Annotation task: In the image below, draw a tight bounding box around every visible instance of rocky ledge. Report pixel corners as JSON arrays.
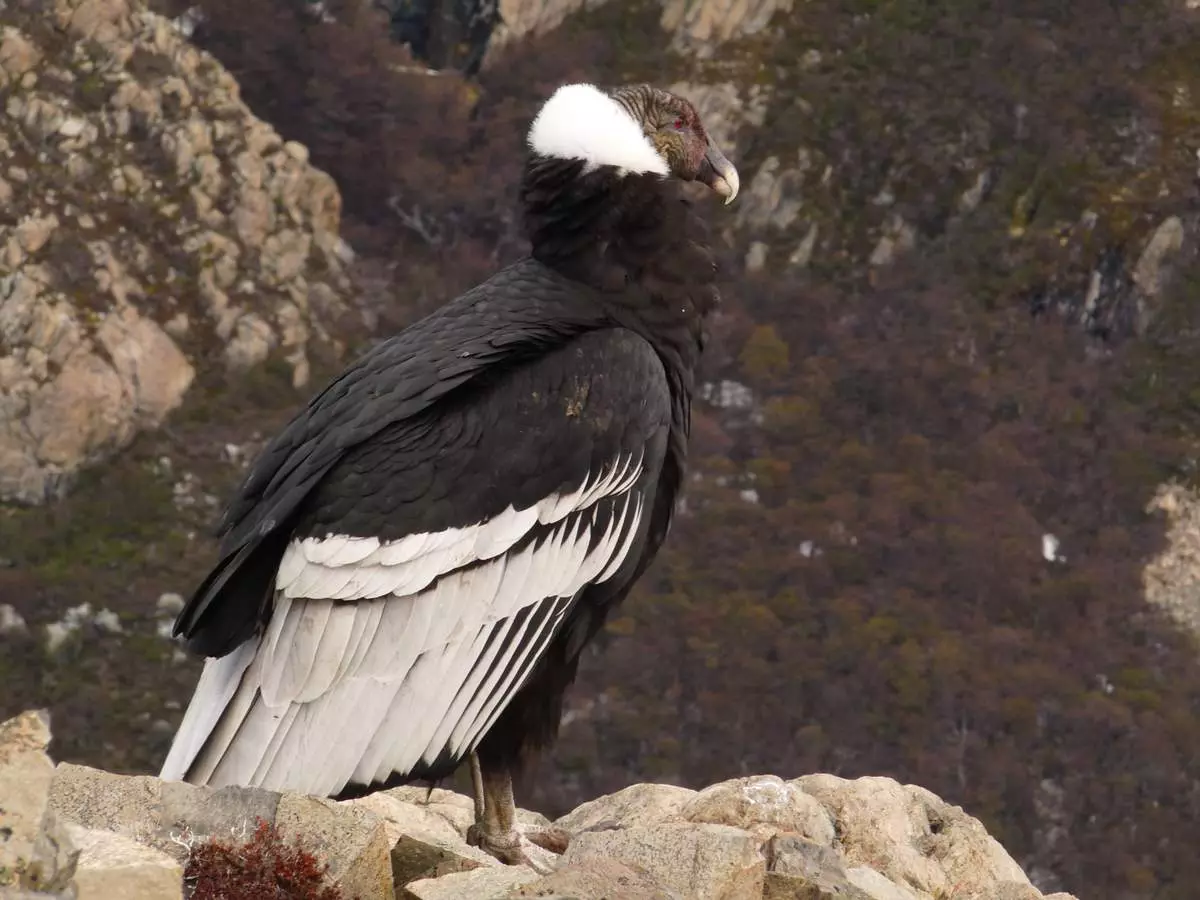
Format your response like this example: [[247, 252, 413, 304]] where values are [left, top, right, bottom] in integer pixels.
[[0, 710, 1079, 900]]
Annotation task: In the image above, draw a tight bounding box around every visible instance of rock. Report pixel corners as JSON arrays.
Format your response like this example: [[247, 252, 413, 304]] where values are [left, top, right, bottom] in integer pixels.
[[274, 794, 394, 900], [1133, 215, 1187, 333], [0, 603, 27, 635], [746, 241, 769, 273], [555, 782, 697, 834], [845, 865, 921, 900], [1144, 483, 1200, 638], [402, 863, 539, 900], [869, 215, 918, 268], [485, 0, 608, 62], [0, 711, 78, 894], [795, 774, 1035, 900], [65, 825, 183, 900], [682, 775, 837, 845], [48, 764, 392, 899], [381, 786, 552, 838], [0, 0, 353, 505], [563, 822, 765, 900], [763, 835, 874, 900], [342, 791, 499, 885], [510, 857, 679, 899], [736, 153, 808, 232], [10, 713, 1077, 900], [661, 0, 795, 54]]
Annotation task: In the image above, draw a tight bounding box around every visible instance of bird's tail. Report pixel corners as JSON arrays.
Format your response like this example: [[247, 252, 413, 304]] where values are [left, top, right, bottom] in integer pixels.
[[158, 639, 258, 783]]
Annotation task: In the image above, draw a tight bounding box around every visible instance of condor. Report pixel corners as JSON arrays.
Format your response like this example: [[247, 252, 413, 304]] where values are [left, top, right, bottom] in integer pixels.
[[160, 82, 739, 867]]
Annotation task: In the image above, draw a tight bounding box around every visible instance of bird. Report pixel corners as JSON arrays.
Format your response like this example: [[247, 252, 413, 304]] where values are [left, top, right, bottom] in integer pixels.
[[158, 81, 739, 868]]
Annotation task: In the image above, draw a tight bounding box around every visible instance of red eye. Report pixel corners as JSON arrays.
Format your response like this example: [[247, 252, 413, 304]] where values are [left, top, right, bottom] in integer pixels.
[[673, 117, 685, 130]]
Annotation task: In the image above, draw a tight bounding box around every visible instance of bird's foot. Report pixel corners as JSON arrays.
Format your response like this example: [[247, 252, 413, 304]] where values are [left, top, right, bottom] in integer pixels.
[[467, 823, 560, 874]]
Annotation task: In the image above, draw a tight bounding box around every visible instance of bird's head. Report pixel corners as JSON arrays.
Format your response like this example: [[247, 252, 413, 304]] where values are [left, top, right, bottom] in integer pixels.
[[527, 82, 740, 205]]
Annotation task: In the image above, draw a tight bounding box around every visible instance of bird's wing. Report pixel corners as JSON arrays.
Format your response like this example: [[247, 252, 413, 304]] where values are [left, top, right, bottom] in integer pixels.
[[174, 259, 611, 657], [160, 326, 672, 798]]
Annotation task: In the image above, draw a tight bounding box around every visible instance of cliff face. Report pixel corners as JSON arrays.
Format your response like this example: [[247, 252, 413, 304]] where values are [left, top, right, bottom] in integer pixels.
[[0, 0, 356, 505]]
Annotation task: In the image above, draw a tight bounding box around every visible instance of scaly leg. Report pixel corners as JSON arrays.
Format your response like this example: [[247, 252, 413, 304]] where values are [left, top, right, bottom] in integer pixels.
[[469, 751, 486, 824], [465, 756, 571, 871]]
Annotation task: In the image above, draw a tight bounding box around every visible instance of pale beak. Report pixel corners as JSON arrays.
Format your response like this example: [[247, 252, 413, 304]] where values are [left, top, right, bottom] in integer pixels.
[[697, 142, 740, 205]]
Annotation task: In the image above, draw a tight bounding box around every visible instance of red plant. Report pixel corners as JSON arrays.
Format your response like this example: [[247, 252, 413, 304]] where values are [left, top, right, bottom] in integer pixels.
[[183, 818, 350, 900]]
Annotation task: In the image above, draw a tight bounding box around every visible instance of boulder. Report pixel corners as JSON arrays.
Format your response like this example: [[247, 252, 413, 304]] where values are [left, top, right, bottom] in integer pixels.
[[65, 825, 182, 900], [0, 711, 78, 895], [682, 775, 836, 845], [794, 774, 1037, 900], [563, 822, 766, 900], [46, 762, 392, 899]]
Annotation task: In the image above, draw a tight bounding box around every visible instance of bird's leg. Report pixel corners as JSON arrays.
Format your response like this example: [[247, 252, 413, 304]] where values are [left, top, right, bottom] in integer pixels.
[[469, 751, 486, 824], [465, 759, 526, 865], [464, 757, 570, 872]]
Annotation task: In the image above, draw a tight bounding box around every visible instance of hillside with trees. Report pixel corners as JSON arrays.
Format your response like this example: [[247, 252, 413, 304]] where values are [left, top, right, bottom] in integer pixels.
[[2, 0, 1199, 897]]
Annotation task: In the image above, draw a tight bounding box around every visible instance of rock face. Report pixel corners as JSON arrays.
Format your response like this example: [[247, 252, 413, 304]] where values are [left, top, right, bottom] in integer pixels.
[[0, 0, 354, 505], [1, 710, 1079, 900], [1143, 482, 1200, 639]]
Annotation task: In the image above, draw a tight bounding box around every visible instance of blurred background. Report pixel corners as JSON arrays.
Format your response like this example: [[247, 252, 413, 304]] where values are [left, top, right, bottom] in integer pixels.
[[1, 0, 1199, 897]]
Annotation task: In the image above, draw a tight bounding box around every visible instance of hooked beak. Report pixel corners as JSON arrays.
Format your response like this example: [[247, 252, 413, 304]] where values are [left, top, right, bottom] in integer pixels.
[[696, 142, 739, 205]]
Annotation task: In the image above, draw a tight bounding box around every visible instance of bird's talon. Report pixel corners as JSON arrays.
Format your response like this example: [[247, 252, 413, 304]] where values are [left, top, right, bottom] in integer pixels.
[[468, 826, 557, 872]]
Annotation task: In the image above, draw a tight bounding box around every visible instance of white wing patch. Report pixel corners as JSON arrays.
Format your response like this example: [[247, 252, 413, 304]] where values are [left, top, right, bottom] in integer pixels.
[[160, 455, 647, 797]]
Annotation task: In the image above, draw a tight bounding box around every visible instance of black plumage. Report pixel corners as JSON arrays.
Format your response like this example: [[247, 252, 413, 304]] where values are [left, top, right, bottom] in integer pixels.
[[161, 81, 738, 865]]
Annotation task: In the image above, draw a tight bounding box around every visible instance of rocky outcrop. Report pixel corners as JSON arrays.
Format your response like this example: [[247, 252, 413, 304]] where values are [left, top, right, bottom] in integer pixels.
[[1144, 482, 1200, 639], [0, 0, 355, 505], [1, 710, 1080, 900]]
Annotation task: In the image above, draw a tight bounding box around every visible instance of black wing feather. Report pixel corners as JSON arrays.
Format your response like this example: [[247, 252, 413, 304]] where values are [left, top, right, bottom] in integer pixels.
[[174, 259, 633, 656]]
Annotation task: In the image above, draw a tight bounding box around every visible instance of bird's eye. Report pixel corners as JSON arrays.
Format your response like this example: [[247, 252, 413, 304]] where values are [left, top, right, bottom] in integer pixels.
[[673, 117, 685, 130]]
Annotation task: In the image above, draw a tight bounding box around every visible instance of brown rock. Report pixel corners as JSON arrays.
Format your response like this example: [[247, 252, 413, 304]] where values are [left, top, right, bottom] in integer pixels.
[[93, 306, 195, 423]]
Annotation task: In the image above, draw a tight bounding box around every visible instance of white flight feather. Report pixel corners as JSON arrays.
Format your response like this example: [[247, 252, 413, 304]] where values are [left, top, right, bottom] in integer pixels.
[[527, 83, 668, 177], [162, 454, 648, 795]]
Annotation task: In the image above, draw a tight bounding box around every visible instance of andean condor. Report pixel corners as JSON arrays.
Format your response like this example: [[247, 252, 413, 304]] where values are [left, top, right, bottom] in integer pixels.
[[159, 81, 739, 867]]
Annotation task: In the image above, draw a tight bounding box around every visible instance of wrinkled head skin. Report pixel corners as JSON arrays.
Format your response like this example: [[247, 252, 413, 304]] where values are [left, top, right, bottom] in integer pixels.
[[526, 82, 740, 204], [610, 84, 740, 204]]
